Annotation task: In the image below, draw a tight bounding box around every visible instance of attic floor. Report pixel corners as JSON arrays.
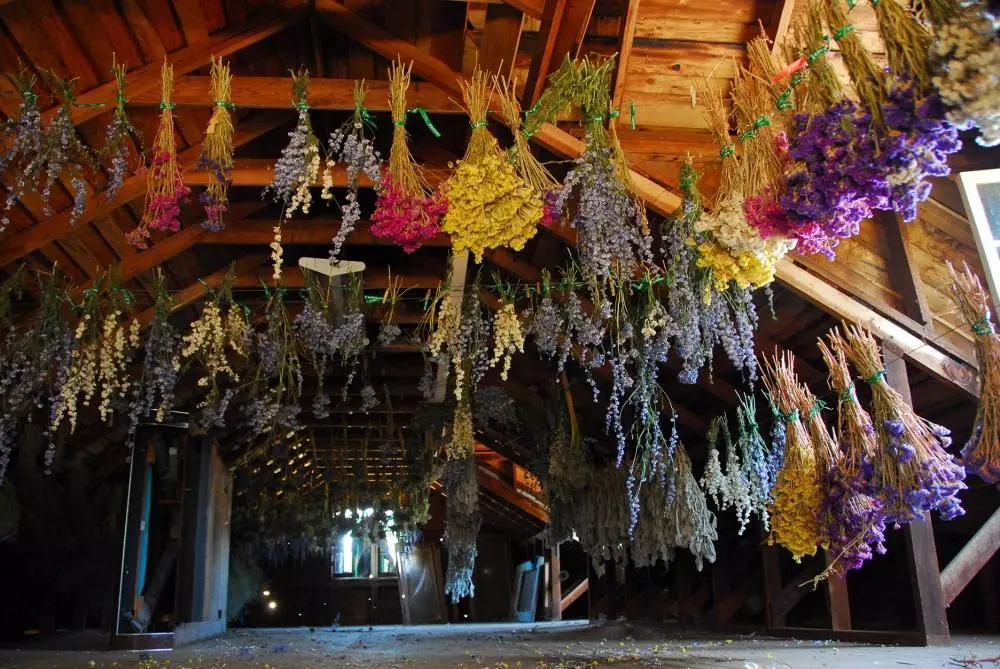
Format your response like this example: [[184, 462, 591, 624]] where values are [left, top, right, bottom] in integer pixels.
[[2, 622, 999, 669]]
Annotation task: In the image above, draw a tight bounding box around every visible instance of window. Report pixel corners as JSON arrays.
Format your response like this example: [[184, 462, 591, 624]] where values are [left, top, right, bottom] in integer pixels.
[[331, 508, 400, 578], [959, 169, 1000, 309]]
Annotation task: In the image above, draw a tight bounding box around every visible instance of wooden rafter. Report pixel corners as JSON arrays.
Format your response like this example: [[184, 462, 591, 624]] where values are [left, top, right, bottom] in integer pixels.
[[199, 220, 451, 247], [0, 113, 285, 269], [479, 3, 525, 78], [940, 505, 1000, 606], [521, 0, 597, 108], [878, 211, 932, 325], [610, 0, 641, 111], [35, 0, 308, 127]]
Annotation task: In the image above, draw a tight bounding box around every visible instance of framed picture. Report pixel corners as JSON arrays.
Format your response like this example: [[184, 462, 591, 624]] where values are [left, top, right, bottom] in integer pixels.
[[958, 169, 1000, 310]]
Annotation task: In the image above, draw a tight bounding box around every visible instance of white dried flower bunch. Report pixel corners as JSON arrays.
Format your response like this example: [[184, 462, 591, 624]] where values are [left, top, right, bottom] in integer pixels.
[[446, 401, 475, 460], [271, 225, 284, 282], [489, 303, 524, 381], [427, 292, 465, 400], [97, 311, 140, 423], [932, 3, 1000, 147], [181, 301, 247, 408]]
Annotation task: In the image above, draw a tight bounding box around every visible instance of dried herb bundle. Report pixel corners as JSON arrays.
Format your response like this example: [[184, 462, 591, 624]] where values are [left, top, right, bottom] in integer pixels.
[[198, 57, 235, 231]]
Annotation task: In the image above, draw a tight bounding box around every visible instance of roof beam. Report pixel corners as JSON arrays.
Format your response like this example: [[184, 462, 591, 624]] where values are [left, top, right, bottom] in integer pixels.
[[199, 220, 451, 247], [610, 0, 641, 111], [477, 462, 550, 522], [0, 112, 285, 269], [38, 0, 308, 127], [522, 0, 597, 108], [878, 211, 932, 326], [480, 3, 525, 79]]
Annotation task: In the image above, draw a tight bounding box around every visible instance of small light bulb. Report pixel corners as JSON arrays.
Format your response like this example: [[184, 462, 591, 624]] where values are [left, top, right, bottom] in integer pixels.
[[262, 590, 271, 597], [267, 601, 277, 611]]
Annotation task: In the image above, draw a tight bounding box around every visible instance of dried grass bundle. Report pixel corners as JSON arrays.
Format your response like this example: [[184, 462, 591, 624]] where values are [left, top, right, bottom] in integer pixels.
[[790, 0, 844, 113], [947, 261, 1000, 482], [733, 33, 786, 199], [761, 349, 822, 562], [872, 0, 932, 94], [700, 75, 740, 204], [824, 0, 888, 127], [495, 74, 559, 217], [841, 324, 966, 524], [198, 57, 235, 231]]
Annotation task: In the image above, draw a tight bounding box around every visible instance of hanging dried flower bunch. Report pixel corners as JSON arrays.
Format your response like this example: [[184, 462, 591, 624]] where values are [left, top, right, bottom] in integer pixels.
[[556, 57, 651, 287], [440, 67, 541, 262], [446, 400, 474, 460], [376, 272, 405, 348], [293, 274, 336, 418], [0, 66, 43, 232], [700, 414, 754, 534], [52, 279, 140, 435], [264, 68, 321, 217], [134, 60, 190, 247], [197, 57, 235, 232], [762, 350, 822, 562], [842, 324, 966, 524], [323, 80, 382, 262], [666, 443, 718, 570], [931, 0, 1000, 147], [180, 267, 247, 426], [736, 392, 776, 532], [370, 60, 447, 253], [442, 449, 480, 601], [947, 262, 1000, 482], [489, 298, 524, 382], [134, 269, 181, 425], [103, 56, 141, 201]]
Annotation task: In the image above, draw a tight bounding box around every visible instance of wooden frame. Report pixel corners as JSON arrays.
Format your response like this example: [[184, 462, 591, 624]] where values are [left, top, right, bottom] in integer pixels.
[[958, 168, 1000, 311]]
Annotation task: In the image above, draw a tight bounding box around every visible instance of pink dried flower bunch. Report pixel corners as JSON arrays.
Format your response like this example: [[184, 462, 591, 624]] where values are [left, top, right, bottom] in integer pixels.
[[370, 174, 448, 253]]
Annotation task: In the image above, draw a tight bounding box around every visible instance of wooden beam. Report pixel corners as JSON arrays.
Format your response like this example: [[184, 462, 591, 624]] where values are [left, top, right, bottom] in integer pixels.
[[0, 113, 284, 269], [39, 0, 308, 127], [824, 551, 852, 631], [885, 342, 950, 646], [941, 505, 1000, 606], [878, 211, 932, 325], [610, 0, 641, 110], [233, 266, 443, 291], [128, 76, 476, 114], [480, 3, 524, 78], [761, 544, 785, 628], [521, 0, 569, 107], [476, 465, 549, 522], [504, 0, 544, 19], [776, 260, 978, 396], [549, 545, 563, 621], [763, 0, 796, 56], [561, 578, 589, 613]]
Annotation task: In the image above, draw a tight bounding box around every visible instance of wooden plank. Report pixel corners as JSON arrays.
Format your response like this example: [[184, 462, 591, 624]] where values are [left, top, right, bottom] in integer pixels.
[[200, 220, 452, 247], [824, 551, 852, 631], [503, 0, 544, 18], [940, 506, 1000, 606], [884, 342, 950, 646], [632, 0, 761, 44], [119, 0, 168, 61], [476, 465, 549, 522], [479, 3, 524, 78], [878, 211, 932, 325], [549, 545, 562, 621], [1, 0, 99, 87], [520, 0, 569, 106], [763, 0, 796, 55], [610, 0, 641, 110], [37, 0, 308, 127], [0, 113, 283, 268], [776, 260, 978, 396], [172, 0, 210, 45], [561, 578, 589, 613]]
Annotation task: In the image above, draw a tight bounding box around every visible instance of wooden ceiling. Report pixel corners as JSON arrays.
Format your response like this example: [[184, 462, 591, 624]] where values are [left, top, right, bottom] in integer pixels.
[[0, 0, 992, 449]]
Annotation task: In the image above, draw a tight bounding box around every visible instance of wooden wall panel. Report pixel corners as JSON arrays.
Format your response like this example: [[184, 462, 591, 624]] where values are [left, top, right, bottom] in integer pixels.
[[634, 0, 763, 44]]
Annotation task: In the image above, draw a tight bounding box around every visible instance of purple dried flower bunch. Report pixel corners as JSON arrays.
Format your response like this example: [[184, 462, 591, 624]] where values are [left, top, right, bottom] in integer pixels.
[[322, 81, 382, 262], [0, 68, 43, 232], [103, 58, 141, 202], [243, 285, 304, 435], [264, 69, 322, 218]]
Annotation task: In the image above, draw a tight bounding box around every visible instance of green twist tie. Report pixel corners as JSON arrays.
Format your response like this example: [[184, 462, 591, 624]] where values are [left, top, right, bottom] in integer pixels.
[[82, 287, 99, 301], [790, 72, 805, 87], [294, 99, 310, 111], [22, 89, 37, 104], [776, 89, 794, 110], [972, 317, 995, 335], [116, 91, 128, 110], [847, 0, 857, 7], [779, 409, 800, 424], [364, 294, 382, 305], [753, 115, 771, 130], [630, 100, 636, 130], [840, 383, 856, 402], [870, 0, 879, 5], [739, 128, 757, 142], [120, 288, 134, 305], [159, 101, 176, 111], [833, 24, 855, 41], [589, 114, 606, 123], [409, 107, 441, 138], [393, 120, 406, 127], [807, 399, 827, 421], [470, 120, 488, 129], [240, 303, 251, 321], [720, 143, 736, 158], [807, 41, 831, 64], [216, 100, 236, 111], [865, 369, 887, 385]]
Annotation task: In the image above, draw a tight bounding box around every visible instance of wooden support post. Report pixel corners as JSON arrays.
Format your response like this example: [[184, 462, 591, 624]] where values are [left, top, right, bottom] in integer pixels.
[[761, 543, 785, 628], [550, 545, 563, 621], [940, 505, 1000, 606], [885, 344, 950, 645], [824, 550, 852, 631]]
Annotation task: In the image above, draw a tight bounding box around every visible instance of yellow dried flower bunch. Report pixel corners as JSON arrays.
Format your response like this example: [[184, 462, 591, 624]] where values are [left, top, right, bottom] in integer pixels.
[[447, 401, 475, 460], [695, 239, 785, 292], [490, 302, 524, 381], [440, 68, 542, 262], [762, 350, 822, 562], [97, 311, 141, 423], [52, 315, 98, 434], [181, 284, 247, 409]]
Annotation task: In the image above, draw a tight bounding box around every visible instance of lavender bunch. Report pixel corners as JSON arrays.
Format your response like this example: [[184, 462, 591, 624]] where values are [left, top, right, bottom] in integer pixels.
[[322, 81, 382, 262], [103, 58, 140, 201], [37, 73, 98, 224], [473, 386, 519, 433], [135, 271, 180, 423], [629, 293, 675, 490], [526, 292, 563, 361], [265, 69, 321, 217], [736, 393, 776, 530], [876, 77, 961, 222], [377, 322, 401, 348], [441, 453, 481, 602], [823, 466, 887, 574], [1, 68, 43, 231], [666, 444, 718, 570]]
